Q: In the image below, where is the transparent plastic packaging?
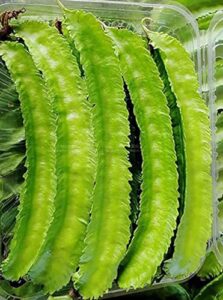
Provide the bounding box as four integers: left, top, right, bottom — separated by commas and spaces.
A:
0, 0, 219, 299
207, 11, 223, 265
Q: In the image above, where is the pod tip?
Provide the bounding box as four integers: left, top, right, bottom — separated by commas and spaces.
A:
141, 17, 153, 33
56, 0, 66, 11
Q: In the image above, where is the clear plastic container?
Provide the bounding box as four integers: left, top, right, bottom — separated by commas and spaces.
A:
0, 0, 218, 299
207, 11, 223, 266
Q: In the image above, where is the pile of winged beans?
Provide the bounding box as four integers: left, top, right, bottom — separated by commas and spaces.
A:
0, 1, 212, 299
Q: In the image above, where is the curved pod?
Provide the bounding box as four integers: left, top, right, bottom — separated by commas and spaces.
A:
15, 21, 95, 292
0, 42, 57, 280
63, 9, 131, 299
145, 29, 212, 278
152, 49, 186, 217
108, 28, 179, 289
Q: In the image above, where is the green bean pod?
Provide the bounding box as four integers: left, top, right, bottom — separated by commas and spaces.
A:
62, 8, 131, 299
152, 49, 186, 216
0, 42, 57, 280
15, 21, 95, 293
144, 29, 212, 278
108, 28, 178, 289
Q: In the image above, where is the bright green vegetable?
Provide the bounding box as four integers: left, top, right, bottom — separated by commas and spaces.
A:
0, 42, 57, 280
61, 7, 131, 298
108, 28, 178, 289
152, 48, 186, 216
144, 28, 212, 278
15, 21, 95, 292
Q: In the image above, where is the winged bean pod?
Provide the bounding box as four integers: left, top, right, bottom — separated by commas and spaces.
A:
15, 21, 95, 293
145, 29, 212, 278
152, 49, 186, 216
0, 42, 57, 280
108, 28, 179, 289
62, 8, 131, 299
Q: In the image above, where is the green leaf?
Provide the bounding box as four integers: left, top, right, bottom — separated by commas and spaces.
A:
198, 247, 222, 279
116, 284, 191, 300
0, 169, 24, 202
1, 203, 18, 236
48, 296, 72, 300
175, 0, 222, 12
0, 279, 44, 299
0, 107, 24, 152
0, 149, 24, 176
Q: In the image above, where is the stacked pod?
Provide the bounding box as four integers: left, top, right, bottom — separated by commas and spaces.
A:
0, 3, 212, 300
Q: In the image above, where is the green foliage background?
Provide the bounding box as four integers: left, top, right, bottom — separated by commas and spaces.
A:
176, 0, 222, 12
